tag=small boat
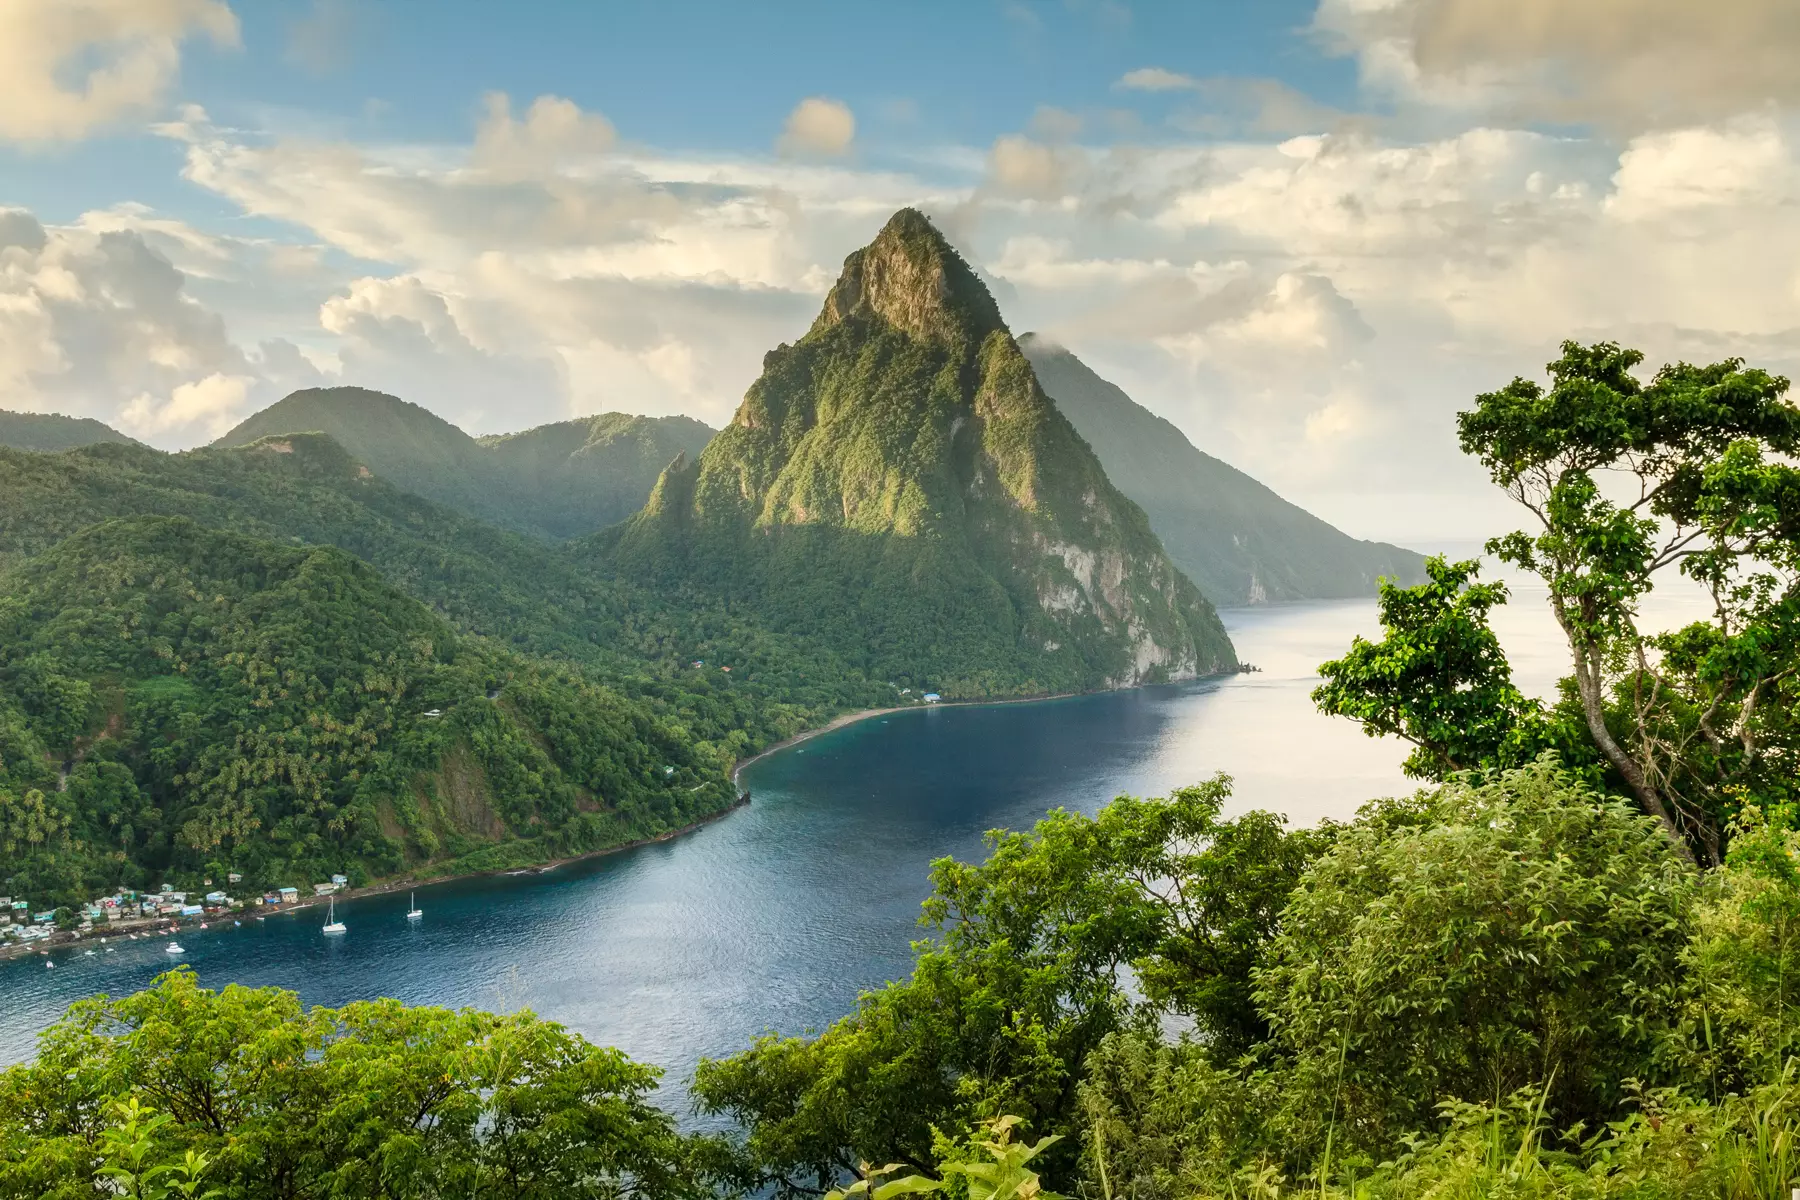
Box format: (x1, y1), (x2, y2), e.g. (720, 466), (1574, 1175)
(322, 898), (346, 936)
(165, 942), (183, 955)
(45, 960), (53, 969)
(83, 949), (94, 956)
(406, 892), (422, 921)
(105, 948), (114, 953)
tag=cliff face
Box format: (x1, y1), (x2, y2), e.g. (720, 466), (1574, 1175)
(1020, 336), (1427, 605)
(605, 209), (1235, 697)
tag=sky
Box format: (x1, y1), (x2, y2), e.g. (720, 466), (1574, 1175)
(2, 0), (1799, 543)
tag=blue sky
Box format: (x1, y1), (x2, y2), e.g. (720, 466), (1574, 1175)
(1, 0), (1797, 541)
(6, 0), (1347, 221)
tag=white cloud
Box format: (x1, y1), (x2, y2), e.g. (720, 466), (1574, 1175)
(120, 371), (253, 438)
(985, 135), (1087, 199)
(0, 207), (293, 444)
(1314, 0), (1800, 130)
(777, 97), (856, 157)
(0, 0), (238, 141)
(474, 92), (617, 175)
(1118, 67), (1201, 92)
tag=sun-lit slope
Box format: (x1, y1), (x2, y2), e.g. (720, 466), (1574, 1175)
(597, 208), (1236, 697)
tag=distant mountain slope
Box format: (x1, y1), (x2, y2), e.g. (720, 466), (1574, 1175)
(213, 388), (714, 537)
(1019, 336), (1426, 605)
(0, 514), (732, 903)
(0, 409), (140, 453)
(479, 413), (717, 538)
(599, 209), (1235, 697)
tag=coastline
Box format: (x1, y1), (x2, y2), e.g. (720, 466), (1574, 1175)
(731, 691), (1081, 786)
(9, 686), (1125, 964)
(0, 798), (751, 964)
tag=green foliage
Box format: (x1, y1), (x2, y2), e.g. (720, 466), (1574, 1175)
(693, 780), (1331, 1193)
(1684, 804), (1800, 1083)
(215, 387), (716, 540)
(1256, 759), (1696, 1155)
(0, 969), (710, 1200)
(0, 408), (140, 453)
(0, 516), (734, 904)
(1314, 557), (1594, 781)
(1457, 340), (1800, 864)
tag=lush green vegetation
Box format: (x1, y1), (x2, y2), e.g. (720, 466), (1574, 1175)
(0, 516), (735, 906)
(0, 433), (896, 907)
(600, 209), (1235, 696)
(215, 388), (715, 540)
(0, 970), (715, 1200)
(9, 335), (1800, 1198)
(1020, 336), (1426, 606)
(0, 409), (140, 454)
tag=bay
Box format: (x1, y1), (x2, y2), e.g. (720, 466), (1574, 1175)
(1, 581), (1710, 1107)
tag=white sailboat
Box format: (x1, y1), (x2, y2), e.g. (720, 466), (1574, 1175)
(322, 897), (346, 936)
(406, 892), (422, 921)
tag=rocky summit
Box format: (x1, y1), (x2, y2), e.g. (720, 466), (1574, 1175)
(599, 208), (1236, 697)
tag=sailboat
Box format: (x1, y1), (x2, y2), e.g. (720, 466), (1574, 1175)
(406, 892), (422, 921)
(322, 897), (346, 936)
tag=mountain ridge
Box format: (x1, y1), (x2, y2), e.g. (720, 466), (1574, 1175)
(0, 409), (141, 453)
(214, 388), (715, 539)
(1019, 335), (1427, 605)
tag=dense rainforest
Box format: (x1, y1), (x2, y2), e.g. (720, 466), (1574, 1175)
(7, 339), (1799, 1200)
(0, 433), (899, 907)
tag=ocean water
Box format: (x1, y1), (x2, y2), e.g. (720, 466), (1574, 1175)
(0, 584), (1711, 1112)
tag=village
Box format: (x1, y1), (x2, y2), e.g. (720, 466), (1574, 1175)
(0, 874), (356, 960)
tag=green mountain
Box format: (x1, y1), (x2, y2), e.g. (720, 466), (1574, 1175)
(0, 515), (734, 905)
(0, 436), (887, 726)
(0, 409), (140, 453)
(213, 388), (714, 538)
(1020, 336), (1427, 605)
(598, 209), (1236, 697)
(479, 412), (718, 538)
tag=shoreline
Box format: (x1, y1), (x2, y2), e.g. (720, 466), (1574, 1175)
(8, 682), (1188, 964)
(731, 690), (1082, 786)
(0, 798), (752, 964)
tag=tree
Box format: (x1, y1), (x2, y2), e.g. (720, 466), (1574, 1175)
(693, 780), (1333, 1194)
(1313, 557), (1575, 781)
(0, 970), (710, 1200)
(1254, 758), (1695, 1156)
(1457, 341), (1800, 864)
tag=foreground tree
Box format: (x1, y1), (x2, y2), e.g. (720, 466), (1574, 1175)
(0, 970), (710, 1200)
(1321, 341), (1800, 865)
(692, 779), (1333, 1195)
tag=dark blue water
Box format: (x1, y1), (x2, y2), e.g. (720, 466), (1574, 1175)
(0, 602), (1419, 1110)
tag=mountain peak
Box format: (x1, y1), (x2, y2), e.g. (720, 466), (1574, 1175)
(812, 207), (1004, 346)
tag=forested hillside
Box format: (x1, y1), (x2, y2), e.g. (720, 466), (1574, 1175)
(0, 434), (898, 905)
(601, 209), (1235, 696)
(1021, 336), (1426, 605)
(0, 517), (733, 905)
(215, 388), (714, 538)
(0, 409), (139, 454)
